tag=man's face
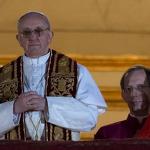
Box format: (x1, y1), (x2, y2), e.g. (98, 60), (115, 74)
(122, 69), (150, 117)
(16, 16), (52, 58)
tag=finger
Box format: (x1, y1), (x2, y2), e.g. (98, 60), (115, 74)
(25, 94), (42, 102)
(27, 98), (45, 105)
(28, 99), (45, 110)
(24, 91), (37, 96)
(31, 104), (45, 111)
(25, 97), (43, 109)
(26, 103), (42, 111)
(26, 102), (36, 110)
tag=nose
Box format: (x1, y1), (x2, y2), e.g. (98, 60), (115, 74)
(131, 88), (142, 97)
(28, 31), (38, 40)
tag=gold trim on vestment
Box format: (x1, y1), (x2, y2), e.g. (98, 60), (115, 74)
(0, 50), (77, 141)
(45, 50), (77, 141)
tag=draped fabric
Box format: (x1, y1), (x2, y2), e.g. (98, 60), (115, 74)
(136, 115), (150, 138)
(95, 115), (147, 139)
(0, 49), (77, 141)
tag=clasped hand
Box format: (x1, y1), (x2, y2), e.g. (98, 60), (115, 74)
(14, 91), (46, 113)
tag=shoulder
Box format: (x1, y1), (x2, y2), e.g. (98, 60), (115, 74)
(0, 56), (22, 73)
(52, 49), (76, 62)
(95, 120), (127, 139)
(77, 63), (91, 76)
(101, 120), (127, 130)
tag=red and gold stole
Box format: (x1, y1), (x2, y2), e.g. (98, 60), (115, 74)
(0, 49), (77, 141)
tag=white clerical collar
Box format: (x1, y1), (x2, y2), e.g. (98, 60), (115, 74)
(23, 52), (50, 65)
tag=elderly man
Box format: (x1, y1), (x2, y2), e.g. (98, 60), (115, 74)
(0, 12), (107, 141)
(95, 65), (150, 139)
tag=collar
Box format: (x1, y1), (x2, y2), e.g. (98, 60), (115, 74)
(126, 114), (147, 129)
(23, 52), (50, 66)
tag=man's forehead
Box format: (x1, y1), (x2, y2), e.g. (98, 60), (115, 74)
(129, 69), (146, 77)
(126, 69), (147, 84)
(18, 13), (50, 30)
(19, 12), (46, 21)
(20, 15), (46, 25)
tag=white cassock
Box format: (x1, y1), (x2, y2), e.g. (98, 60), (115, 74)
(0, 52), (107, 141)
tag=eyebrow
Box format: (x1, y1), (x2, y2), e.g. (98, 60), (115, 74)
(21, 26), (47, 30)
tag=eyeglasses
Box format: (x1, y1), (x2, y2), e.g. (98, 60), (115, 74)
(19, 27), (49, 38)
(124, 85), (150, 93)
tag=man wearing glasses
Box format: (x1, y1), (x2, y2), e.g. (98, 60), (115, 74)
(95, 65), (150, 139)
(0, 11), (107, 141)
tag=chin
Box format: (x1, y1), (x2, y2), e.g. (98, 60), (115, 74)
(26, 52), (40, 58)
(28, 46), (41, 51)
(133, 110), (148, 117)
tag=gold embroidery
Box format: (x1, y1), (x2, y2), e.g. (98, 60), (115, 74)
(3, 51), (75, 141)
(49, 73), (74, 96)
(50, 73), (75, 96)
(0, 62), (18, 100)
(45, 52), (76, 141)
(58, 56), (69, 74)
(14, 59), (18, 78)
(9, 129), (17, 139)
(66, 130), (70, 140)
(50, 124), (53, 140)
(0, 63), (13, 82)
(2, 63), (12, 74)
(53, 126), (64, 141)
(49, 56), (76, 96)
(58, 78), (66, 92)
(0, 78), (18, 100)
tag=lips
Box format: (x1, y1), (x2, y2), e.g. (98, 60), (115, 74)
(133, 99), (143, 102)
(132, 100), (143, 104)
(28, 42), (40, 46)
(132, 96), (143, 102)
(28, 44), (40, 46)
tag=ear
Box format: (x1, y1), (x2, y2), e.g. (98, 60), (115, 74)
(51, 31), (54, 37)
(16, 34), (19, 41)
(16, 34), (22, 44)
(16, 34), (24, 47)
(47, 31), (53, 42)
(121, 90), (128, 103)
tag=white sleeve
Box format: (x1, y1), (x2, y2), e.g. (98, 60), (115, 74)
(0, 101), (18, 135)
(46, 64), (107, 131)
